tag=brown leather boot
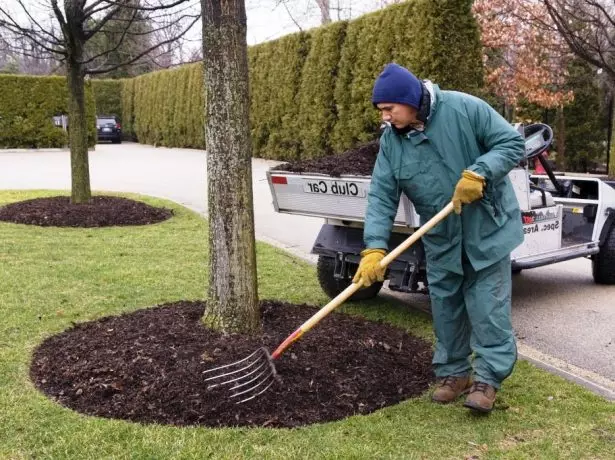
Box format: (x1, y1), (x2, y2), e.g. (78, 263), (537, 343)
(463, 382), (497, 413)
(431, 375), (472, 404)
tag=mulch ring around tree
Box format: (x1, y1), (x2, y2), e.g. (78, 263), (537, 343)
(0, 196), (173, 227)
(31, 300), (435, 428)
(275, 141), (379, 177)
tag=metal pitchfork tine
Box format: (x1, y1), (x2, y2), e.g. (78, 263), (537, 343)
(203, 202), (455, 404)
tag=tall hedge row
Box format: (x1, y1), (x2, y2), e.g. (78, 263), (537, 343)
(117, 0), (482, 158)
(0, 75), (96, 148)
(2, 1), (483, 155)
(405, 0), (483, 93)
(296, 21), (347, 159)
(249, 32), (311, 159)
(122, 64), (204, 147)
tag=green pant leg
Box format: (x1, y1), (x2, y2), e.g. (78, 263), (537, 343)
(428, 265), (473, 378)
(463, 255), (517, 389)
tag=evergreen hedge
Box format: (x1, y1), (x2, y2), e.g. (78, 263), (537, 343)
(123, 64), (204, 147)
(119, 0), (483, 159)
(296, 21), (347, 159)
(2, 1), (484, 156)
(249, 32), (311, 159)
(91, 79), (123, 119)
(0, 75), (96, 148)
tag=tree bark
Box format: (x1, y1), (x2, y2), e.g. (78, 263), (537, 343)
(201, 0), (260, 333)
(65, 0), (91, 204)
(315, 0), (332, 24)
(66, 58), (92, 204)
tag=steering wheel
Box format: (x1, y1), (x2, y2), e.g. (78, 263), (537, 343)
(523, 123), (553, 159)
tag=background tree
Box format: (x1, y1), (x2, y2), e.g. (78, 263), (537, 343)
(542, 0), (615, 174)
(473, 0), (572, 113)
(201, 0), (259, 333)
(0, 0), (199, 203)
(473, 0), (573, 169)
(563, 58), (609, 172)
(85, 0), (156, 78)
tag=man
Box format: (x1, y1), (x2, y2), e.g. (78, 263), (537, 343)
(353, 63), (525, 413)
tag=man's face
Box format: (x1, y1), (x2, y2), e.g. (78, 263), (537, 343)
(376, 103), (418, 129)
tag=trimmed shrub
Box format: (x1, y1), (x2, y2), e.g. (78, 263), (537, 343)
(249, 32), (311, 160)
(127, 64), (204, 148)
(0, 74), (96, 148)
(91, 79), (123, 119)
(297, 21), (347, 159)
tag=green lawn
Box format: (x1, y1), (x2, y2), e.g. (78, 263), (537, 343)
(0, 190), (613, 459)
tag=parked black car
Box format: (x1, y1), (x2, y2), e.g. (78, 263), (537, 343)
(96, 115), (122, 144)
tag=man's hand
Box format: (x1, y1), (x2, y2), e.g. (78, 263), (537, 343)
(352, 248), (387, 287)
(452, 170), (485, 214)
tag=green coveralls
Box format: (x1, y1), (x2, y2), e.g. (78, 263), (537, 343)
(364, 84), (525, 388)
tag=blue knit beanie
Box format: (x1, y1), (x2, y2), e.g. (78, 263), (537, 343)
(372, 63), (423, 109)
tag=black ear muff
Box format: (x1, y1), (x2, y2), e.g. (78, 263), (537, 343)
(416, 82), (431, 124)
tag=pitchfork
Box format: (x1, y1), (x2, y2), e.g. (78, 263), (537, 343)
(203, 202), (455, 403)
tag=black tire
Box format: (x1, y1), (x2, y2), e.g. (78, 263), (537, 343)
(593, 224), (615, 284)
(316, 255), (383, 300)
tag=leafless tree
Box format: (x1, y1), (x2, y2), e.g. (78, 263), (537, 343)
(0, 0), (200, 203)
(543, 0), (615, 81)
(543, 0), (615, 172)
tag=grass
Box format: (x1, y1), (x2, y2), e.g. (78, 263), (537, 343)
(0, 189), (614, 459)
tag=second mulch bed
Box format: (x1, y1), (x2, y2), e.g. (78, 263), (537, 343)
(0, 196), (172, 227)
(30, 300), (434, 428)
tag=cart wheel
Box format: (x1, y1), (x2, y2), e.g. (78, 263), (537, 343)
(316, 255), (383, 300)
(592, 224), (615, 284)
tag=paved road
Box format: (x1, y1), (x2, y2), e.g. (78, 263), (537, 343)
(1, 143), (614, 399)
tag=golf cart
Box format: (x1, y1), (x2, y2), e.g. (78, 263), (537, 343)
(266, 123), (615, 299)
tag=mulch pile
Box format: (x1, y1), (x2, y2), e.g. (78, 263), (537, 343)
(30, 300), (434, 428)
(275, 141), (379, 177)
(0, 196), (172, 227)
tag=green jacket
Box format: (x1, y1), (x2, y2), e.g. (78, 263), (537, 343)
(365, 84), (525, 273)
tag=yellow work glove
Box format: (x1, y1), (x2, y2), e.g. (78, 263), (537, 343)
(352, 248), (387, 287)
(452, 170), (486, 215)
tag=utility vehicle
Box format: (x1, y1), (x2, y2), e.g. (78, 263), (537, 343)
(267, 124), (615, 299)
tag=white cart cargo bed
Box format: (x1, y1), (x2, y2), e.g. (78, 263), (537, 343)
(266, 170), (421, 227)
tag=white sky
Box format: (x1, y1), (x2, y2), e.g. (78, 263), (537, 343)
(4, 0), (390, 46)
(245, 0), (389, 45)
(1, 0), (393, 68)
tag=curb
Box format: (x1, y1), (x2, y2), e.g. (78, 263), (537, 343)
(517, 343), (615, 401)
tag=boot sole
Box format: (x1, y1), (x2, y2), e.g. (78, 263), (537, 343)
(463, 400), (493, 413)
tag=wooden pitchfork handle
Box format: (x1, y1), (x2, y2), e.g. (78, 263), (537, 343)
(270, 201), (455, 359)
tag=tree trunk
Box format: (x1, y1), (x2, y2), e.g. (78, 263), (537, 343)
(555, 105), (566, 172)
(64, 2), (92, 205)
(201, 0), (259, 334)
(503, 102), (514, 123)
(315, 0), (331, 24)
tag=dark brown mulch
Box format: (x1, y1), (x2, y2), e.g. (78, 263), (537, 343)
(30, 300), (434, 428)
(275, 141), (379, 177)
(0, 196), (172, 227)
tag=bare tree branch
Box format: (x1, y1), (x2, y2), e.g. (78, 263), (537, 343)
(86, 12), (200, 74)
(543, 0), (615, 81)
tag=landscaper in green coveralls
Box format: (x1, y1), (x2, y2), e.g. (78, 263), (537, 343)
(353, 63), (525, 413)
